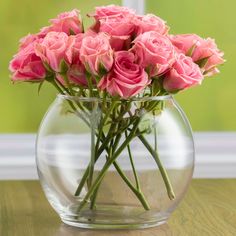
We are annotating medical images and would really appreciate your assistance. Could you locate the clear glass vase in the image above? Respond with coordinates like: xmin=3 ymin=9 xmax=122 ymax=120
xmin=36 ymin=94 xmax=194 ymax=229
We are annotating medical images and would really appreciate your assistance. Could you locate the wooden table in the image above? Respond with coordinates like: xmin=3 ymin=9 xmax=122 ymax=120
xmin=0 ymin=179 xmax=236 ymax=236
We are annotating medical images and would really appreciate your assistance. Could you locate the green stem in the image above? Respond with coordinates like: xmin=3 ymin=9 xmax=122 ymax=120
xmin=77 ymin=119 xmax=140 ymax=212
xmin=89 ymin=130 xmax=148 ymax=210
xmin=154 ymin=122 xmax=157 ymax=153
xmin=52 ymin=76 xmax=88 ymax=119
xmin=138 ymin=134 xmax=175 ymax=200
xmin=89 ymin=103 xmax=118 ymax=209
xmin=73 ymin=105 xmax=155 ymax=211
xmin=93 ymin=118 xmax=136 ymax=162
xmin=125 ymin=130 xmax=141 ymax=191
xmin=95 ymin=102 xmax=117 ymax=153
xmin=87 ymin=120 xmax=96 ymax=189
xmin=112 ymin=161 xmax=150 ymax=210
xmin=89 ymin=140 xmax=113 ymax=210
xmin=75 ymin=109 xmax=150 ymax=211
xmin=74 ymin=110 xmax=135 ymax=198
xmin=112 ymin=133 xmax=122 ymax=154
xmin=87 ymin=76 xmax=94 ymax=97
xmin=61 ymin=73 xmax=74 ymax=95
xmin=49 ymin=82 xmax=146 ymax=209
xmin=75 ymin=168 xmax=89 ymax=197
xmin=56 ymin=77 xmax=71 ymax=94
xmin=74 ymin=122 xmax=117 ymax=197
xmin=89 ymin=115 xmax=120 ymax=210
xmin=50 ymin=79 xmax=65 ymax=95
xmin=50 ymin=79 xmax=91 ymax=130
xmin=74 ymin=133 xmax=114 ymax=196
xmin=89 ymin=185 xmax=99 ymax=209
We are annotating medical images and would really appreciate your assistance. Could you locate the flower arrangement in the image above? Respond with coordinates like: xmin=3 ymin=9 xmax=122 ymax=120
xmin=9 ymin=5 xmax=225 ymax=213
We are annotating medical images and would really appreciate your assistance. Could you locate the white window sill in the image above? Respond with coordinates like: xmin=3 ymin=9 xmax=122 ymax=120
xmin=0 ymin=132 xmax=235 ymax=179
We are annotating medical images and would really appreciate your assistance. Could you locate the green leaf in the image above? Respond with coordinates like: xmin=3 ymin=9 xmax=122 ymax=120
xmin=186 ymin=44 xmax=197 ymax=57
xmin=98 ymin=63 xmax=108 ymax=77
xmin=94 ymin=75 xmax=100 ymax=84
xmin=145 ymin=66 xmax=152 ymax=77
xmin=84 ymin=63 xmax=90 ymax=73
xmin=138 ymin=117 xmax=152 ymax=134
xmin=37 ymin=81 xmax=44 ymax=95
xmin=78 ymin=13 xmax=84 ymax=33
xmin=81 ymin=21 xmax=85 ymax=33
xmin=151 ymin=78 xmax=161 ymax=96
xmin=69 ymin=28 xmax=76 ymax=35
xmin=59 ymin=60 xmax=69 ymax=73
xmin=45 ymin=76 xmax=54 ymax=82
xmin=43 ymin=61 xmax=53 ymax=72
xmin=195 ymin=56 xmax=210 ymax=68
xmin=85 ymin=68 xmax=91 ymax=78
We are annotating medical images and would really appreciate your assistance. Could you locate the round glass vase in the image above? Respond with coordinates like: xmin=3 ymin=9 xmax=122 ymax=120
xmin=36 ymin=94 xmax=194 ymax=229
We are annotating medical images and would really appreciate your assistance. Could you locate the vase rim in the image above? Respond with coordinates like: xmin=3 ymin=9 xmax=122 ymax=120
xmin=57 ymin=94 xmax=173 ymax=102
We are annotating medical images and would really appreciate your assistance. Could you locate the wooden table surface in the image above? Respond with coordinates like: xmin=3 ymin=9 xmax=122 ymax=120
xmin=0 ymin=179 xmax=236 ymax=236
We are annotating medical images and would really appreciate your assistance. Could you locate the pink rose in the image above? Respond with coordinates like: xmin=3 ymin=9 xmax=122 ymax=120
xmin=163 ymin=53 xmax=204 ymax=92
xmin=131 ymin=31 xmax=175 ymax=76
xmin=169 ymin=34 xmax=202 ymax=55
xmin=98 ymin=51 xmax=149 ymax=98
xmin=191 ymin=38 xmax=225 ymax=75
xmin=134 ymin=14 xmax=169 ymax=36
xmin=170 ymin=34 xmax=225 ymax=75
xmin=19 ymin=34 xmax=43 ymax=50
xmin=40 ymin=9 xmax=83 ymax=36
xmin=35 ymin=32 xmax=69 ymax=72
xmin=92 ymin=5 xmax=135 ymax=20
xmin=91 ymin=5 xmax=135 ymax=50
xmin=99 ymin=16 xmax=135 ymax=50
xmin=67 ymin=64 xmax=87 ymax=86
xmin=9 ymin=41 xmax=46 ymax=82
xmin=57 ymin=64 xmax=87 ymax=87
xmin=57 ymin=34 xmax=87 ymax=86
xmin=65 ymin=33 xmax=84 ymax=64
xmin=84 ymin=29 xmax=97 ymax=38
xmin=80 ymin=33 xmax=114 ymax=75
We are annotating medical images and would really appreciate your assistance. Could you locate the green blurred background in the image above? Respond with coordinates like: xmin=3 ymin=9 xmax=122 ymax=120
xmin=0 ymin=0 xmax=234 ymax=132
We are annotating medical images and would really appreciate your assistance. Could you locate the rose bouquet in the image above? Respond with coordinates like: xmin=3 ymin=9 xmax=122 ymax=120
xmin=9 ymin=5 xmax=225 ymax=227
